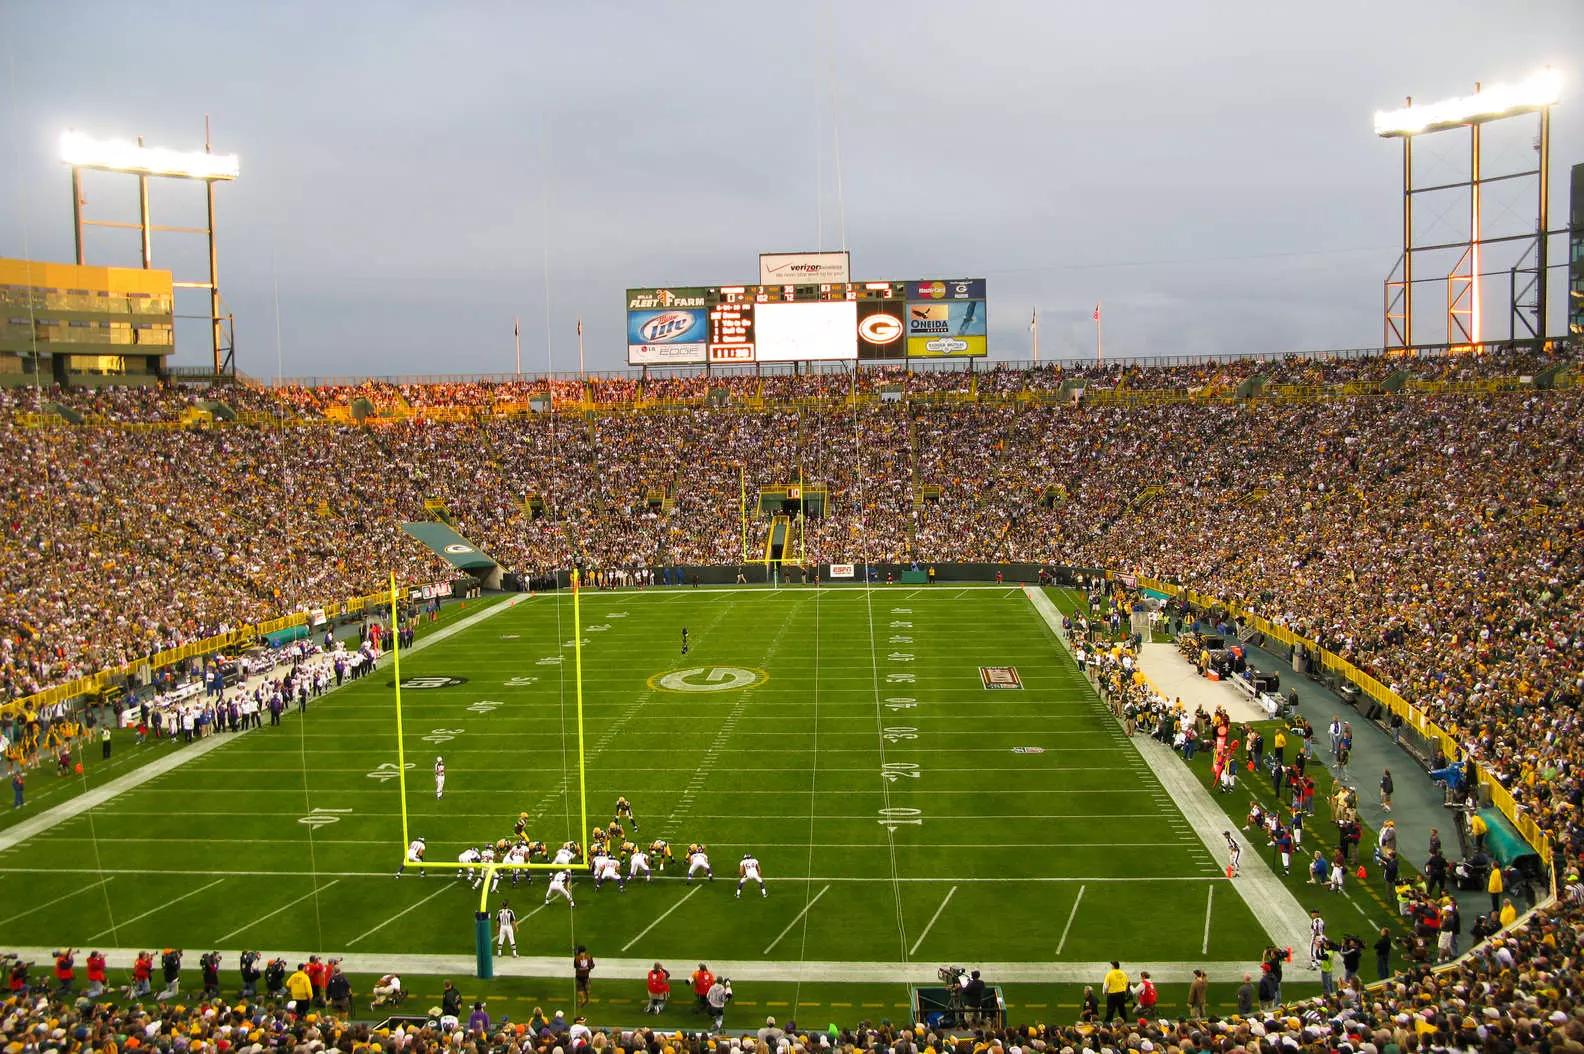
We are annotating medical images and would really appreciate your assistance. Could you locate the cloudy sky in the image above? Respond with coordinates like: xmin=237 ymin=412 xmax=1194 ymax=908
xmin=2 ymin=1 xmax=1579 ymax=378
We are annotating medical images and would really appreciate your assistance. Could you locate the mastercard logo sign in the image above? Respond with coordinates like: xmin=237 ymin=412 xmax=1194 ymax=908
xmin=915 ymin=281 xmax=947 ymax=300
xmin=858 ymin=313 xmax=904 ymax=344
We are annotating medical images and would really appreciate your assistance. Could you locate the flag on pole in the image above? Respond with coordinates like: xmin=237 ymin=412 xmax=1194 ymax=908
xmin=577 ymin=317 xmax=583 ymax=336
xmin=514 ymin=318 xmax=519 ymax=337
xmin=1029 ymin=307 xmax=1037 ymax=331
xmin=1093 ymin=302 xmax=1101 ymax=322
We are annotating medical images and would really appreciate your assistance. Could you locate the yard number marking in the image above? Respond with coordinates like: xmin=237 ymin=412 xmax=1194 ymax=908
xmin=365 ymin=762 xmax=414 ymax=783
xmin=421 ymin=727 xmax=465 ymax=744
xmin=877 ymin=807 xmax=923 ymax=832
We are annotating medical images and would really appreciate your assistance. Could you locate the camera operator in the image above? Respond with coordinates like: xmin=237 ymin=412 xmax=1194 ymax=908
xmin=240 ymin=951 xmax=262 ymax=999
xmin=1259 ymin=947 xmax=1285 ymax=1005
xmin=129 ymin=952 xmax=153 ymax=999
xmin=158 ymin=949 xmax=183 ymax=1001
xmin=53 ymin=948 xmax=76 ymax=996
xmin=963 ymin=970 xmax=987 ymax=1024
xmin=85 ymin=951 xmax=107 ymax=999
xmin=264 ymin=957 xmax=287 ymax=1000
xmin=200 ymin=951 xmax=222 ymax=1000
xmin=7 ymin=957 xmax=31 ymax=998
xmin=1340 ymin=936 xmax=1363 ymax=982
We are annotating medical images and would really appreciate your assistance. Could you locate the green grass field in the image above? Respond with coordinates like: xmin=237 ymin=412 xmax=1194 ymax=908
xmin=1 ymin=584 xmax=1280 ymax=987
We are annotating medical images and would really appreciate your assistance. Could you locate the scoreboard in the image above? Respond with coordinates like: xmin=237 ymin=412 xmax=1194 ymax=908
xmin=626 ymin=279 xmax=987 ymax=365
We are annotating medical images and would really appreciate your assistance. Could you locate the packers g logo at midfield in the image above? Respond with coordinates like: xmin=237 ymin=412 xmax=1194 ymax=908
xmin=648 ymin=666 xmax=767 ymax=693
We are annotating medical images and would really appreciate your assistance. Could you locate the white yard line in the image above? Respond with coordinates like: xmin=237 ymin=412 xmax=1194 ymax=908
xmin=1342 ymin=891 xmax=1377 ymax=931
xmin=0 ymin=598 xmax=516 ymax=856
xmin=1202 ymin=886 xmax=1215 ymax=955
xmin=347 ymin=884 xmax=453 ymax=946
xmin=902 ymin=590 xmax=923 ymax=600
xmin=908 ymin=885 xmax=958 ymax=957
xmin=89 ymin=877 xmax=227 ymax=941
xmin=215 ymin=880 xmax=341 ymax=945
xmin=620 ymin=885 xmax=701 ymax=952
xmin=0 ymin=876 xmax=115 ymax=926
xmin=762 ymin=884 xmax=831 ymax=955
xmin=1055 ymin=884 xmax=1086 ymax=956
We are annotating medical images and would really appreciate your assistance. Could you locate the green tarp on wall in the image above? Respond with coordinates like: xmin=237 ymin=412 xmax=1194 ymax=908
xmin=401 ymin=523 xmax=500 ymax=571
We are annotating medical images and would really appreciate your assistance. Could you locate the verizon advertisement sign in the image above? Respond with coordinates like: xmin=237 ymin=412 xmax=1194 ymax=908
xmin=759 ymin=251 xmax=850 ymax=286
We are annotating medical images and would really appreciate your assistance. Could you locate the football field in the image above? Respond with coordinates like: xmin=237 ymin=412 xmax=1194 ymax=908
xmin=0 ymin=585 xmax=1273 ymax=971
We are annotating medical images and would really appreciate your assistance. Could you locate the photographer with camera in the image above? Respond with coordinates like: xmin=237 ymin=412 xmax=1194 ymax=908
xmin=199 ymin=951 xmax=222 ymax=1000
xmin=264 ymin=957 xmax=287 ymax=1000
xmin=7 ymin=956 xmax=31 ymax=998
xmin=85 ymin=951 xmax=107 ymax=999
xmin=240 ymin=951 xmax=262 ymax=999
xmin=128 ymin=952 xmax=153 ymax=999
xmin=53 ymin=948 xmax=76 ymax=996
xmin=157 ymin=949 xmax=183 ymax=1001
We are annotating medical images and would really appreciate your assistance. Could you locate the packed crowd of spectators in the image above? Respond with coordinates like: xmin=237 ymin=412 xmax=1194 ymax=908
xmin=3 ymin=345 xmax=1582 ymax=872
xmin=3 ymin=342 xmax=1571 ymax=426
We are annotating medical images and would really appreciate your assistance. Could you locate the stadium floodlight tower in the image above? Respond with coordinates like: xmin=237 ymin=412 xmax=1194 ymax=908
xmin=1374 ymin=67 xmax=1561 ymax=352
xmin=60 ymin=124 xmax=240 ymax=375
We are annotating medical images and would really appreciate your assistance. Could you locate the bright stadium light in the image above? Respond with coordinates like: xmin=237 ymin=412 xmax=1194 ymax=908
xmin=59 ymin=129 xmax=239 ymax=180
xmin=1374 ymin=67 xmax=1563 ymax=137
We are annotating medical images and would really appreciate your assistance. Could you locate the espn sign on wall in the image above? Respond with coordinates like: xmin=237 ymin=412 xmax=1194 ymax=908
xmin=759 ymin=251 xmax=850 ymax=286
xmin=828 ymin=563 xmax=855 ymax=579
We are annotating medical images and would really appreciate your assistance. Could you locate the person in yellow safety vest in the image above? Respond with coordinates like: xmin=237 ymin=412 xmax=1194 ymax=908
xmin=1469 ymin=813 xmax=1488 ymax=851
xmin=1488 ymin=863 xmax=1504 ymax=914
xmin=285 ymin=963 xmax=314 ymax=1013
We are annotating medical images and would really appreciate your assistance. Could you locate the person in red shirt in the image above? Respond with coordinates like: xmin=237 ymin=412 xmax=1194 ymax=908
xmin=130 ymin=951 xmax=154 ymax=999
xmin=306 ymin=956 xmax=328 ymax=1007
xmin=690 ymin=963 xmax=714 ymax=1016
xmin=54 ymin=949 xmax=76 ymax=996
xmin=86 ymin=951 xmax=107 ymax=998
xmin=645 ymin=962 xmax=670 ymax=1016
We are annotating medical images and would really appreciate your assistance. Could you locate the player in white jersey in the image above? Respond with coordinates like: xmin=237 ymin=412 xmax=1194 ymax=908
xmin=457 ymin=847 xmax=481 ymax=879
xmin=628 ymin=847 xmax=652 ymax=883
xmin=594 ymin=853 xmax=625 ymax=891
xmin=396 ymin=837 xmax=427 ymax=878
xmin=553 ymin=843 xmax=578 ymax=867
xmin=1223 ymin=831 xmax=1241 ymax=877
xmin=736 ymin=854 xmax=766 ymax=898
xmin=545 ymin=869 xmax=576 ymax=908
xmin=434 ymin=756 xmax=446 ymax=799
xmin=472 ymin=846 xmax=499 ymax=891
xmin=505 ymin=843 xmax=532 ymax=887
xmin=686 ymin=847 xmax=713 ymax=882
xmin=1308 ymin=911 xmax=1327 ymax=969
xmin=496 ymin=900 xmax=519 ymax=956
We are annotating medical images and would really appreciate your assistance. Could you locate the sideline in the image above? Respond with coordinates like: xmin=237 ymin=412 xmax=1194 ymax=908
xmin=1022 ymin=586 xmax=1312 ymax=956
xmin=0 ymin=596 xmax=520 ymax=856
xmin=1 ymin=945 xmax=1280 ymax=985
